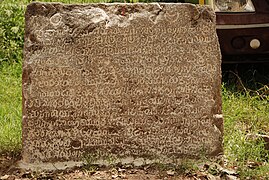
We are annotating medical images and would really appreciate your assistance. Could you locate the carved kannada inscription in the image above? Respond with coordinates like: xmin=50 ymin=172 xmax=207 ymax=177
xmin=22 ymin=2 xmax=223 ymax=163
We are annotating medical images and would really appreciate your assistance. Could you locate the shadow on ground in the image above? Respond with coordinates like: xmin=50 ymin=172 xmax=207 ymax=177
xmin=222 ymin=63 xmax=269 ymax=92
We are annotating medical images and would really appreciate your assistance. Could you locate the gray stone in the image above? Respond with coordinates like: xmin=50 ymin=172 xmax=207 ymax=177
xmin=22 ymin=2 xmax=223 ymax=167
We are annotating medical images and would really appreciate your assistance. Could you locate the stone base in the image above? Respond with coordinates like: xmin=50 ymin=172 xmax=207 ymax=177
xmin=17 ymin=157 xmax=172 ymax=171
xmin=18 ymin=157 xmax=154 ymax=171
xmin=18 ymin=160 xmax=84 ymax=171
xmin=18 ymin=155 xmax=223 ymax=171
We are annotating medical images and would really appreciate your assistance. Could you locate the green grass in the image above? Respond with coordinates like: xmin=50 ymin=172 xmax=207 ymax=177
xmin=222 ymin=85 xmax=269 ymax=178
xmin=0 ymin=62 xmax=22 ymax=154
xmin=0 ymin=0 xmax=268 ymax=178
xmin=0 ymin=1 xmax=24 ymax=154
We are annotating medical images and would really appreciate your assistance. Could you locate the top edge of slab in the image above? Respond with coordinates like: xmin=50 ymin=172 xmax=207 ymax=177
xmin=27 ymin=2 xmax=202 ymax=5
xmin=25 ymin=2 xmax=215 ymax=24
xmin=25 ymin=2 xmax=212 ymax=10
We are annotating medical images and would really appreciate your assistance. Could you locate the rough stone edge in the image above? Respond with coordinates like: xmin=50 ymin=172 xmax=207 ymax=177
xmin=18 ymin=160 xmax=84 ymax=171
xmin=17 ymin=158 xmax=164 ymax=171
xmin=18 ymin=155 xmax=224 ymax=171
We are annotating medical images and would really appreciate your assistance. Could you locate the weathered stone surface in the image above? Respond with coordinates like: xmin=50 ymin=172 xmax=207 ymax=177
xmin=22 ymin=2 xmax=223 ymax=166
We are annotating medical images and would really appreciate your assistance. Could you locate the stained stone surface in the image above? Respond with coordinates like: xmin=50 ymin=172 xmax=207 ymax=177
xmin=22 ymin=2 xmax=223 ymax=165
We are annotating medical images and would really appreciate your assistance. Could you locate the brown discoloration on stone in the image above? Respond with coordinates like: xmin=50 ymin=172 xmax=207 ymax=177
xmin=22 ymin=2 xmax=223 ymax=164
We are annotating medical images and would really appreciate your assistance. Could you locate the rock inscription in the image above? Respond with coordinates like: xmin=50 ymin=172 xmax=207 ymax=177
xmin=22 ymin=2 xmax=223 ymax=164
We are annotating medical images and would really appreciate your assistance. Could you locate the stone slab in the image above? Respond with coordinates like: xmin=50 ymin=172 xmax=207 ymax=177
xmin=22 ymin=2 xmax=223 ymax=167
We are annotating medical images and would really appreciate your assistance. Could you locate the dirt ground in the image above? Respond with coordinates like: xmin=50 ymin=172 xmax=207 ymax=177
xmin=0 ymin=153 xmax=237 ymax=180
